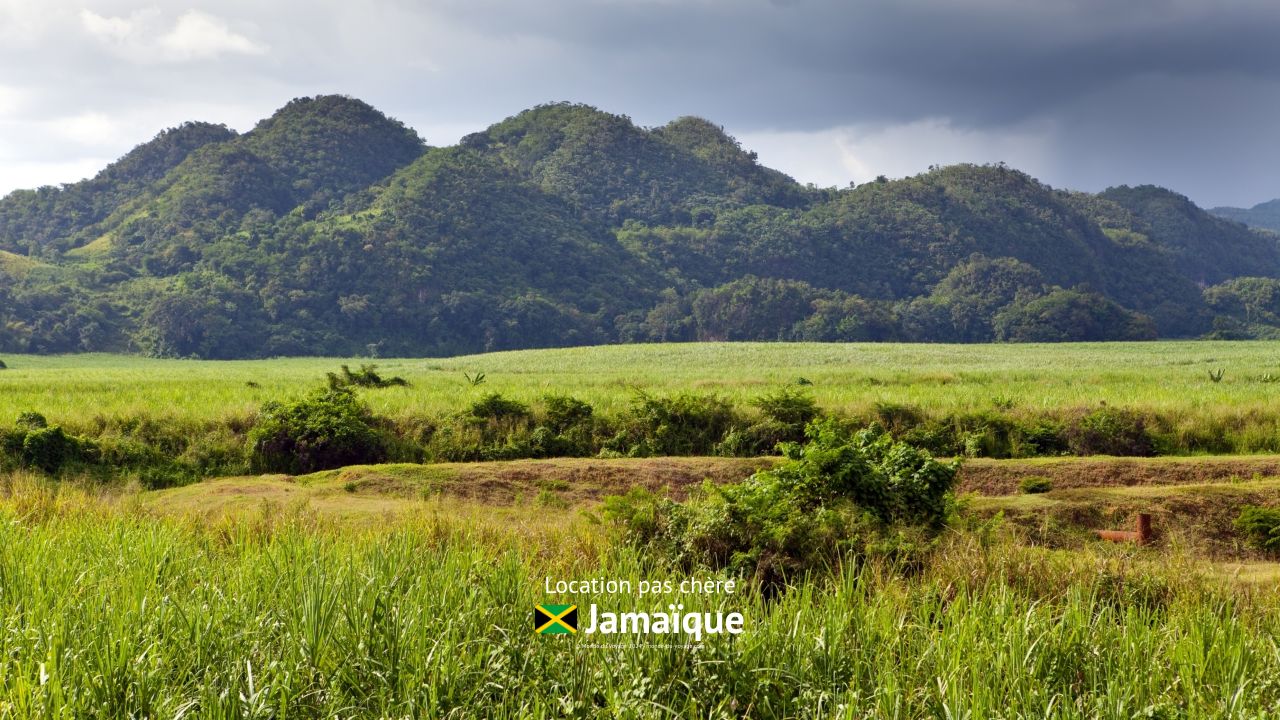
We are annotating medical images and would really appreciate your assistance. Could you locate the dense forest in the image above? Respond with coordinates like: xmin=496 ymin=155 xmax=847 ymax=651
xmin=2 ymin=95 xmax=1279 ymax=357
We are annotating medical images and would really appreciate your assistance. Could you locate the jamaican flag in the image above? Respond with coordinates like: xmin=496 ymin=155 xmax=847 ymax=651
xmin=535 ymin=604 xmax=578 ymax=635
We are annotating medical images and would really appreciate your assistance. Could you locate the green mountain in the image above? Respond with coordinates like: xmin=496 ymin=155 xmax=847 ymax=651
xmin=2 ymin=96 xmax=1279 ymax=357
xmin=0 ymin=121 xmax=236 ymax=255
xmin=1210 ymin=199 xmax=1280 ymax=234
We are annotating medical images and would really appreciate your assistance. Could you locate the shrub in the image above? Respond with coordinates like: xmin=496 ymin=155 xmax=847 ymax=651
xmin=1019 ymin=476 xmax=1053 ymax=494
xmin=609 ymin=392 xmax=740 ymax=456
xmin=1017 ymin=418 xmax=1068 ymax=456
xmin=248 ymin=389 xmax=390 ymax=474
xmin=752 ymin=387 xmax=819 ymax=428
xmin=716 ymin=419 xmax=796 ymax=457
xmin=0 ymin=359 xmax=6 ymax=369
xmin=16 ymin=411 xmax=47 ymax=430
xmin=468 ymin=393 xmax=531 ymax=422
xmin=1065 ymin=406 xmax=1155 ymax=456
xmin=1234 ymin=506 xmax=1280 ymax=555
xmin=326 ymin=364 xmax=408 ymax=390
xmin=542 ymin=395 xmax=593 ymax=433
xmin=719 ymin=387 xmax=822 ymax=455
xmin=604 ymin=420 xmax=959 ymax=589
xmin=873 ymin=402 xmax=925 ymax=434
xmin=21 ymin=426 xmax=95 ymax=474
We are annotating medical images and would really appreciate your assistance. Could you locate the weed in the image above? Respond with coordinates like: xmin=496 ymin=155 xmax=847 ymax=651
xmin=1019 ymin=476 xmax=1053 ymax=494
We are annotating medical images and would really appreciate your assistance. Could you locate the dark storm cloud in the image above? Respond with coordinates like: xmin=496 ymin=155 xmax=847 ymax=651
xmin=417 ymin=0 xmax=1280 ymax=128
xmin=1 ymin=0 xmax=1278 ymax=206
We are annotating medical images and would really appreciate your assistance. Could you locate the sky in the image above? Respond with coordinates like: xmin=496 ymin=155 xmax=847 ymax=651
xmin=1 ymin=0 xmax=1278 ymax=208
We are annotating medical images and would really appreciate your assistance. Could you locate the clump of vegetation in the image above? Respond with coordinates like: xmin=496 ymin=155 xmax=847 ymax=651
xmin=468 ymin=393 xmax=530 ymax=422
xmin=542 ymin=395 xmax=593 ymax=433
xmin=604 ymin=420 xmax=959 ymax=589
xmin=1208 ymin=368 xmax=1226 ymax=383
xmin=1234 ymin=505 xmax=1280 ymax=555
xmin=1 ymin=411 xmax=97 ymax=474
xmin=16 ymin=411 xmax=47 ymax=430
xmin=607 ymin=391 xmax=740 ymax=457
xmin=463 ymin=372 xmax=486 ymax=387
xmin=0 ymin=359 xmax=7 ymax=369
xmin=991 ymin=395 xmax=1016 ymax=410
xmin=248 ymin=389 xmax=391 ymax=474
xmin=873 ymin=401 xmax=925 ymax=434
xmin=326 ymin=364 xmax=408 ymax=390
xmin=1019 ymin=476 xmax=1053 ymax=494
xmin=1065 ymin=406 xmax=1155 ymax=456
xmin=719 ymin=387 xmax=820 ymax=456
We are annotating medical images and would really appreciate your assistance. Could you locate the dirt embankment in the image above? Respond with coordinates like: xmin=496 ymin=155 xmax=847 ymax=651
xmin=957 ymin=456 xmax=1280 ymax=495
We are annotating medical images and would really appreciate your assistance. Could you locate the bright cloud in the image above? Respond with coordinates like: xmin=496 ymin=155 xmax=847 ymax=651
xmin=159 ymin=10 xmax=267 ymax=61
xmin=78 ymin=8 xmax=265 ymax=63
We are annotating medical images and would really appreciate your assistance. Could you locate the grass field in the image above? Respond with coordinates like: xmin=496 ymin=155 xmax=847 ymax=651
xmin=2 ymin=344 xmax=1280 ymax=716
xmin=0 ymin=471 xmax=1277 ymax=717
xmin=3 ymin=341 xmax=1280 ymax=426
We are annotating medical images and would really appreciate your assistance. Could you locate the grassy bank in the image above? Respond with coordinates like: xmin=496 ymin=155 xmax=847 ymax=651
xmin=0 ymin=476 xmax=1277 ymax=717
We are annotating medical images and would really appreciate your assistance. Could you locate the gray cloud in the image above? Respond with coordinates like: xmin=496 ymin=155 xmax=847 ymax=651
xmin=1 ymin=0 xmax=1278 ymax=206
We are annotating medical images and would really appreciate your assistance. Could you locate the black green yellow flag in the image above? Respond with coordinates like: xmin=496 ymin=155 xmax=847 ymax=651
xmin=535 ymin=604 xmax=577 ymax=635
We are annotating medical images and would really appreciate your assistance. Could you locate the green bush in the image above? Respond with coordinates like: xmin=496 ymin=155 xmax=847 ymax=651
xmin=716 ymin=419 xmax=796 ymax=457
xmin=604 ymin=420 xmax=959 ymax=589
xmin=468 ymin=393 xmax=531 ymax=422
xmin=326 ymin=363 xmax=408 ymax=390
xmin=1234 ymin=506 xmax=1280 ymax=555
xmin=542 ymin=395 xmax=593 ymax=433
xmin=1019 ymin=476 xmax=1053 ymax=494
xmin=719 ymin=387 xmax=822 ymax=455
xmin=752 ymin=387 xmax=819 ymax=427
xmin=872 ymin=402 xmax=925 ymax=434
xmin=1018 ymin=418 xmax=1068 ymax=456
xmin=16 ymin=411 xmax=47 ymax=430
xmin=21 ymin=426 xmax=96 ymax=474
xmin=608 ymin=391 xmax=740 ymax=457
xmin=1065 ymin=406 xmax=1155 ymax=456
xmin=248 ymin=389 xmax=390 ymax=474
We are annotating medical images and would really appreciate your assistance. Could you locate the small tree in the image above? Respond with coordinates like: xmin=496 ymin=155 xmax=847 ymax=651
xmin=249 ymin=389 xmax=389 ymax=474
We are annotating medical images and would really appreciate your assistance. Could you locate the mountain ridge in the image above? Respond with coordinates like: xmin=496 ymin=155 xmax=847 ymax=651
xmin=1 ymin=95 xmax=1277 ymax=357
xmin=1211 ymin=199 xmax=1280 ymax=234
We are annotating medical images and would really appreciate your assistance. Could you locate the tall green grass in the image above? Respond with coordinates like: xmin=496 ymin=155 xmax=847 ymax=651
xmin=4 ymin=342 xmax=1280 ymax=426
xmin=0 ymin=477 xmax=1276 ymax=718
xmin=6 ymin=343 xmax=1280 ymax=480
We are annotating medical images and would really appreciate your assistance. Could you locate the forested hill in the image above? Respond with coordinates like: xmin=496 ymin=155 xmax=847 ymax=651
xmin=2 ymin=95 xmax=1279 ymax=357
xmin=1211 ymin=199 xmax=1280 ymax=234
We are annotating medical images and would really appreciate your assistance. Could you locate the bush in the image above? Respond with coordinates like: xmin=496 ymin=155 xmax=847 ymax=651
xmin=16 ymin=411 xmax=47 ymax=430
xmin=1019 ymin=476 xmax=1053 ymax=494
xmin=716 ymin=419 xmax=797 ymax=457
xmin=604 ymin=420 xmax=959 ymax=589
xmin=21 ymin=426 xmax=95 ymax=474
xmin=719 ymin=387 xmax=822 ymax=455
xmin=326 ymin=364 xmax=408 ymax=390
xmin=873 ymin=402 xmax=925 ymax=434
xmin=248 ymin=389 xmax=390 ymax=474
xmin=608 ymin=392 xmax=740 ymax=457
xmin=1234 ymin=506 xmax=1280 ymax=555
xmin=752 ymin=387 xmax=819 ymax=428
xmin=468 ymin=393 xmax=531 ymax=422
xmin=542 ymin=395 xmax=593 ymax=434
xmin=1065 ymin=406 xmax=1155 ymax=456
xmin=0 ymin=359 xmax=7 ymax=369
